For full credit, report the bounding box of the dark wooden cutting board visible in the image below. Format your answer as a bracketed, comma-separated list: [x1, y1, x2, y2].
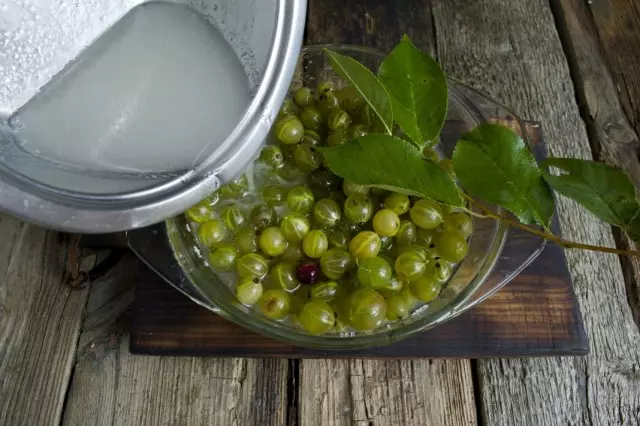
[129, 123, 589, 358]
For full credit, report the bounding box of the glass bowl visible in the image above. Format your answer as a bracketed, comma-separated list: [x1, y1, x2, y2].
[128, 45, 546, 350]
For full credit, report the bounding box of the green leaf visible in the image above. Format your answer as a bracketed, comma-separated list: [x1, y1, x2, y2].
[318, 134, 462, 206]
[325, 49, 394, 134]
[378, 36, 448, 148]
[452, 123, 554, 227]
[625, 215, 640, 243]
[541, 158, 640, 239]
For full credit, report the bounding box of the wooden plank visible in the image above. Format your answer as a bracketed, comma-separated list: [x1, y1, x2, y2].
[432, 0, 640, 424]
[299, 359, 476, 426]
[305, 0, 437, 55]
[64, 339, 289, 426]
[585, 0, 640, 139]
[62, 254, 289, 426]
[75, 253, 136, 359]
[550, 0, 640, 325]
[300, 1, 477, 425]
[0, 216, 89, 426]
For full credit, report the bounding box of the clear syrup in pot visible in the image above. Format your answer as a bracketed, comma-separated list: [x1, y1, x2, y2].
[7, 2, 251, 174]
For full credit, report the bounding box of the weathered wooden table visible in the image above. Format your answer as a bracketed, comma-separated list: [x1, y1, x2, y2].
[2, 0, 640, 424]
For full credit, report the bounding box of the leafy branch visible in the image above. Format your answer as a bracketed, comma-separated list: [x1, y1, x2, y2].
[462, 194, 640, 257]
[320, 37, 640, 256]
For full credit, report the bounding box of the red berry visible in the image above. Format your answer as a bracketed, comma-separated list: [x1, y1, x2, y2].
[296, 262, 319, 284]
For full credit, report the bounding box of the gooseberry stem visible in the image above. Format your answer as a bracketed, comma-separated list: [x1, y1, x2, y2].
[463, 195, 640, 257]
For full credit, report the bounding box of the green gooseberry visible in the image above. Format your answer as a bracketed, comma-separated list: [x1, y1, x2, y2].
[313, 198, 342, 227]
[410, 199, 444, 229]
[439, 159, 455, 176]
[262, 185, 287, 206]
[293, 144, 323, 173]
[320, 248, 353, 279]
[259, 145, 285, 169]
[316, 81, 335, 98]
[293, 86, 314, 108]
[286, 186, 315, 214]
[259, 226, 288, 257]
[384, 193, 410, 215]
[235, 277, 263, 305]
[422, 146, 439, 162]
[318, 92, 340, 114]
[372, 209, 401, 237]
[335, 86, 365, 112]
[269, 262, 301, 292]
[250, 205, 278, 231]
[221, 205, 245, 231]
[303, 230, 329, 259]
[298, 300, 335, 334]
[259, 289, 291, 320]
[235, 226, 258, 254]
[348, 231, 381, 261]
[299, 105, 325, 131]
[275, 115, 304, 145]
[236, 253, 269, 279]
[310, 281, 340, 301]
[208, 243, 238, 272]
[279, 98, 298, 117]
[197, 219, 228, 248]
[394, 220, 417, 246]
[280, 214, 311, 243]
[357, 256, 393, 289]
[343, 194, 374, 224]
[327, 109, 352, 131]
[345, 288, 387, 331]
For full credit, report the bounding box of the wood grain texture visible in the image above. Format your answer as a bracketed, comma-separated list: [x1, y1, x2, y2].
[551, 0, 640, 325]
[433, 0, 640, 424]
[0, 216, 89, 426]
[62, 254, 289, 426]
[299, 359, 476, 426]
[586, 0, 640, 138]
[298, 1, 477, 425]
[64, 339, 289, 426]
[305, 0, 436, 55]
[75, 252, 135, 358]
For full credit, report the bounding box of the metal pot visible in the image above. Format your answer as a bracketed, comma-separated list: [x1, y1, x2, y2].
[0, 0, 306, 233]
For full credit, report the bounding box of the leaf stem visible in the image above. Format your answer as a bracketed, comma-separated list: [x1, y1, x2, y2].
[464, 195, 640, 257]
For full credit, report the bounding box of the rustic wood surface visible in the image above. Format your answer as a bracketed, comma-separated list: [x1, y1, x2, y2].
[0, 216, 89, 426]
[433, 0, 640, 424]
[61, 253, 289, 426]
[299, 359, 476, 426]
[551, 0, 640, 325]
[1, 0, 640, 425]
